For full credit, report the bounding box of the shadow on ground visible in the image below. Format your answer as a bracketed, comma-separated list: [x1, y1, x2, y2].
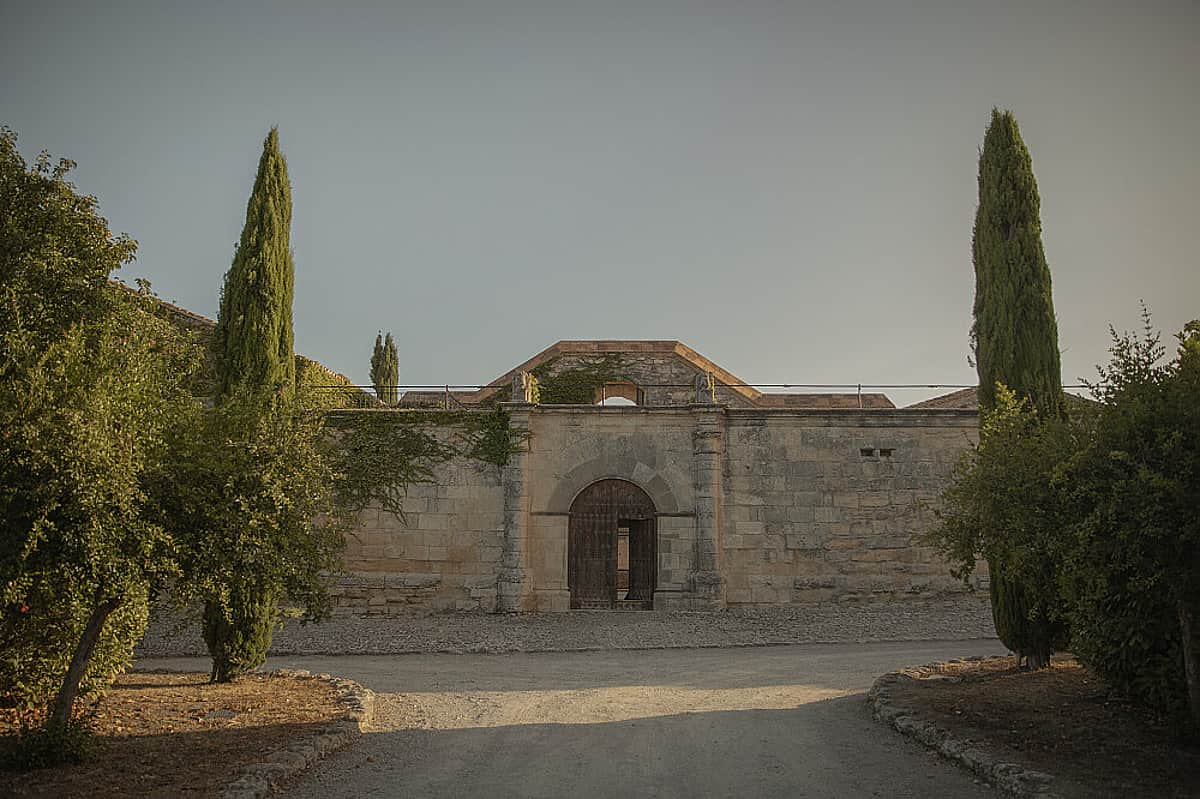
[281, 696, 1000, 799]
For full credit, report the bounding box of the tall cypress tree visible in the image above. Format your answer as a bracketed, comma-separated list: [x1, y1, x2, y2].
[205, 127, 296, 681]
[370, 331, 399, 405]
[214, 127, 295, 399]
[971, 108, 1066, 669]
[972, 108, 1062, 419]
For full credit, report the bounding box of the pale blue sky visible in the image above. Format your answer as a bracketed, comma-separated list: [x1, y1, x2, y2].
[4, 1, 1197, 403]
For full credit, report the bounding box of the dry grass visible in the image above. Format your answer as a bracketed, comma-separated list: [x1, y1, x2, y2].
[889, 655, 1200, 798]
[0, 671, 342, 798]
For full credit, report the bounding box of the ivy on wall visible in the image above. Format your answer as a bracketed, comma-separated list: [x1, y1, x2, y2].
[324, 406, 526, 519]
[314, 354, 632, 522]
[485, 355, 630, 405]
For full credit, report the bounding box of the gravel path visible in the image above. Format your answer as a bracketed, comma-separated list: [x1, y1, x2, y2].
[137, 597, 996, 657]
[145, 640, 1008, 799]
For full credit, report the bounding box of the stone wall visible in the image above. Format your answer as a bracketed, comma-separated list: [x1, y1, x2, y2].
[533, 350, 758, 407]
[333, 404, 982, 614]
[722, 410, 982, 605]
[332, 456, 504, 614]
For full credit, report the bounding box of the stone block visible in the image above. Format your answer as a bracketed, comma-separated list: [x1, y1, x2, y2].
[785, 532, 823, 551]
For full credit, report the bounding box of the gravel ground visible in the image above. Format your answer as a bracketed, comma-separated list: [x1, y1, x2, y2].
[137, 597, 997, 657]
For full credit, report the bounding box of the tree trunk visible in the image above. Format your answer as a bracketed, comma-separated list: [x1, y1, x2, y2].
[1178, 597, 1200, 732]
[49, 598, 120, 729]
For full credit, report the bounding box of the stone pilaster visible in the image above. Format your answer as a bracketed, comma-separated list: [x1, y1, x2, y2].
[498, 403, 534, 612]
[689, 404, 727, 608]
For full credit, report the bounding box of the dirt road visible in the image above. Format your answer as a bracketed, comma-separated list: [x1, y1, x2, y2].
[146, 640, 1006, 798]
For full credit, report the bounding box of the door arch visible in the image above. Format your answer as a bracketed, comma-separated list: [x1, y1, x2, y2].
[568, 479, 657, 609]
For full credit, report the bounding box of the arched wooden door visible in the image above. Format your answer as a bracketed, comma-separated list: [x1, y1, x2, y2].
[568, 479, 657, 609]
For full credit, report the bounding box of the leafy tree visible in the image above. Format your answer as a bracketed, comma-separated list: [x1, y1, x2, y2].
[0, 126, 135, 351]
[1065, 317, 1200, 730]
[151, 391, 345, 683]
[931, 310, 1200, 731]
[213, 127, 295, 399]
[0, 128, 198, 745]
[927, 387, 1074, 668]
[370, 331, 399, 405]
[970, 108, 1066, 668]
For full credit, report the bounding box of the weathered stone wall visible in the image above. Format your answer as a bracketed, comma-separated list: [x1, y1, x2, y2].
[521, 407, 698, 611]
[536, 351, 756, 407]
[721, 410, 982, 605]
[333, 456, 504, 614]
[333, 404, 982, 614]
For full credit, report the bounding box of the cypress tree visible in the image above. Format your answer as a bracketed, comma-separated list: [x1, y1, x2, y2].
[972, 109, 1062, 419]
[205, 127, 296, 681]
[370, 330, 399, 405]
[971, 108, 1066, 669]
[213, 127, 295, 400]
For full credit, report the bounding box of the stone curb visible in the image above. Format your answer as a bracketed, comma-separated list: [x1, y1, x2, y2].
[868, 656, 1063, 798]
[218, 669, 375, 799]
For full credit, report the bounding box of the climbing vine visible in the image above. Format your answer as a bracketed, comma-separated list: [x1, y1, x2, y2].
[323, 406, 525, 519]
[484, 355, 630, 405]
[310, 353, 631, 522]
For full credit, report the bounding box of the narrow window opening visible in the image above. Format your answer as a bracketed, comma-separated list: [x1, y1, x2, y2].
[879, 448, 895, 457]
[859, 447, 876, 457]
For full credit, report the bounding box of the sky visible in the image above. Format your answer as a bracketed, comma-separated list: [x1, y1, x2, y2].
[3, 1, 1198, 405]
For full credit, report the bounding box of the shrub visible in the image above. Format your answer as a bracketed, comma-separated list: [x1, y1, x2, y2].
[0, 584, 148, 711]
[201, 586, 277, 683]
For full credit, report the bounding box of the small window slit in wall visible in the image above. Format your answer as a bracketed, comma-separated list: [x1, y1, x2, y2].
[879, 448, 895, 457]
[859, 447, 876, 457]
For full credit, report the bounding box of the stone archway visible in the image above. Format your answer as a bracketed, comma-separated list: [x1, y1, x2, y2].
[568, 479, 656, 610]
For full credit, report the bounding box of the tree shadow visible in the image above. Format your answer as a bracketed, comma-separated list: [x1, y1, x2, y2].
[286, 697, 1001, 799]
[0, 720, 337, 798]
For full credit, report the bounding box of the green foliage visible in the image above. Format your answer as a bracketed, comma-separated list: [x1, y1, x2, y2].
[0, 127, 199, 723]
[969, 107, 1066, 667]
[0, 127, 136, 351]
[466, 407, 526, 467]
[326, 406, 524, 521]
[151, 390, 346, 681]
[927, 385, 1073, 664]
[202, 128, 309, 681]
[989, 570, 1067, 670]
[296, 355, 371, 409]
[213, 127, 296, 399]
[1062, 316, 1200, 728]
[201, 585, 277, 683]
[0, 590, 147, 711]
[971, 108, 1062, 419]
[1067, 577, 1186, 722]
[931, 313, 1200, 729]
[0, 716, 93, 771]
[530, 355, 627, 404]
[369, 331, 399, 405]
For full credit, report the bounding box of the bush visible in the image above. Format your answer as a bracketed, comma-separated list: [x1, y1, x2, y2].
[201, 586, 277, 683]
[927, 386, 1074, 668]
[1069, 579, 1188, 722]
[0, 584, 148, 710]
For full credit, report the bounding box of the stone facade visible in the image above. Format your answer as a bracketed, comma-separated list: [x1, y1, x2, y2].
[333, 402, 983, 615]
[333, 457, 505, 613]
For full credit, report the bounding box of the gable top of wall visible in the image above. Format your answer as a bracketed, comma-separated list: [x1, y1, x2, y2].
[480, 339, 760, 403]
[402, 339, 895, 409]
